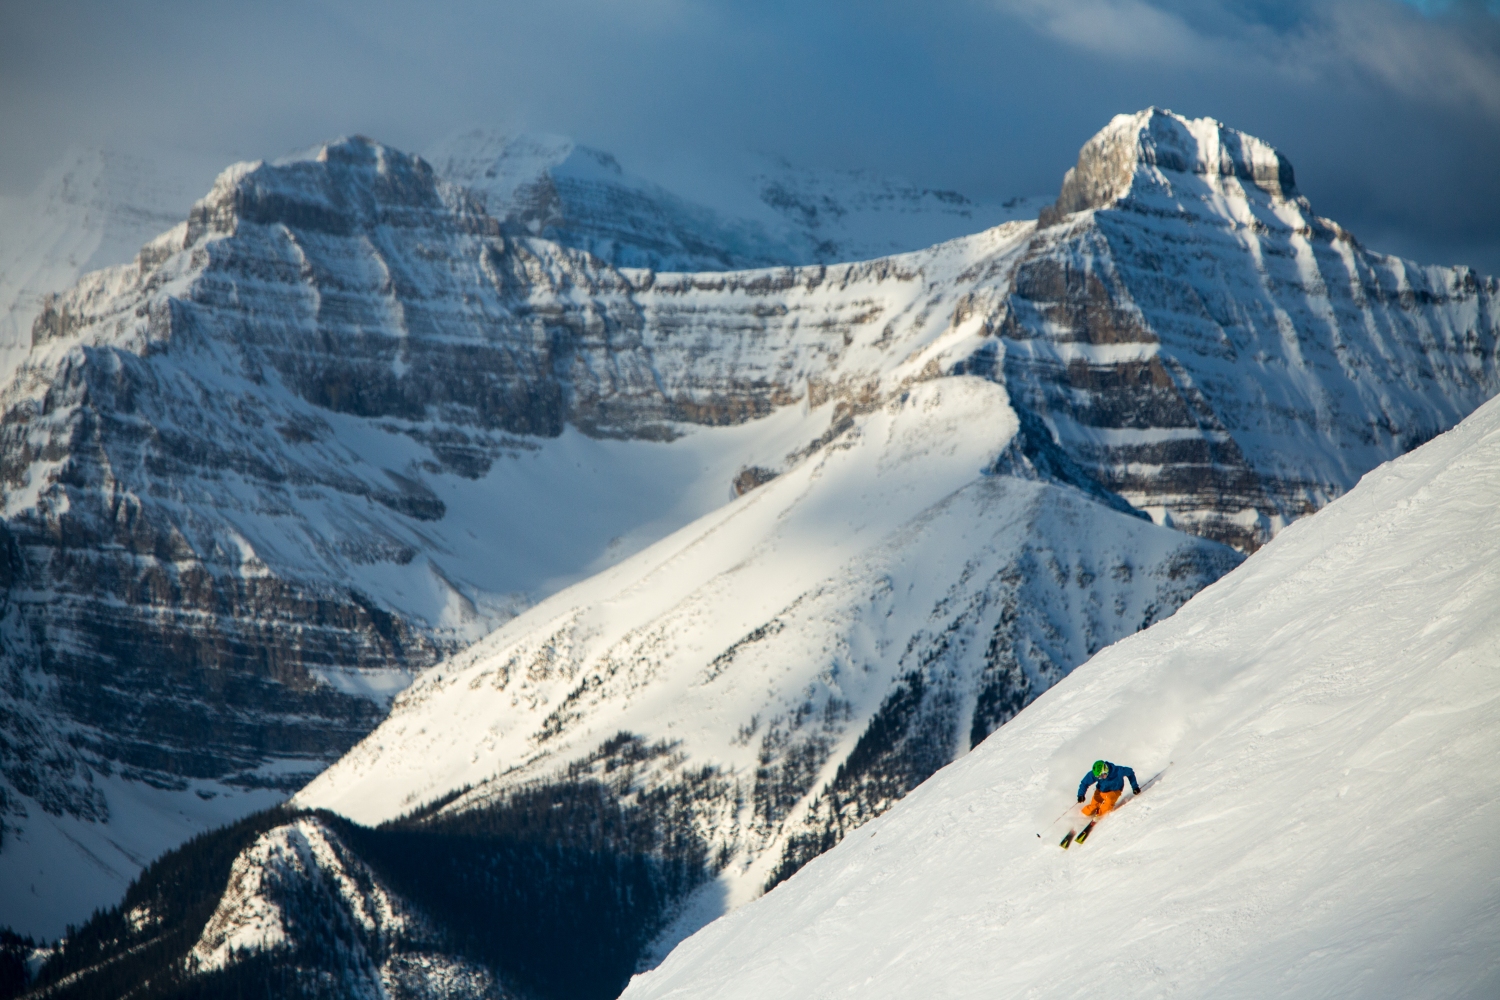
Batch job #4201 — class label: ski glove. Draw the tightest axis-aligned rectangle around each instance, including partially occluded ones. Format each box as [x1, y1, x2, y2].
[1077, 794, 1085, 803]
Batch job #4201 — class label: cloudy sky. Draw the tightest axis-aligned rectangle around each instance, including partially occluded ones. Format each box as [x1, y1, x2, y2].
[3, 0, 1498, 271]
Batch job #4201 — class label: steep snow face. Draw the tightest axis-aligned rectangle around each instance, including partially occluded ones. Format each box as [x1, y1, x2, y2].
[188, 817, 502, 998]
[0, 147, 221, 382]
[295, 375, 1238, 933]
[425, 129, 1045, 271]
[622, 393, 1500, 1000]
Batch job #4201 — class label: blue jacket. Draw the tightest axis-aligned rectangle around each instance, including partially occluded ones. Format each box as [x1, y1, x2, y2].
[1079, 762, 1139, 798]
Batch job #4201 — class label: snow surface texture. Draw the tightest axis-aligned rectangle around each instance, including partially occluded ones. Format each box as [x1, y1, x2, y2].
[188, 816, 502, 998]
[0, 773, 284, 944]
[4, 108, 1499, 938]
[621, 395, 1500, 1000]
[0, 147, 222, 384]
[424, 129, 1046, 272]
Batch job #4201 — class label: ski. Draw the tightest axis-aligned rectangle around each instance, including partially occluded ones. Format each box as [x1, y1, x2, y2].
[1060, 829, 1077, 849]
[1074, 820, 1097, 844]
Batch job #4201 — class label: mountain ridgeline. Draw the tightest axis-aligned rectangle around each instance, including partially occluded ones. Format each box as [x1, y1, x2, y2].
[1, 108, 1498, 992]
[421, 130, 1045, 273]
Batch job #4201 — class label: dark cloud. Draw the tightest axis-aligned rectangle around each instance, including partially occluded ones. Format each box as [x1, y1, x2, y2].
[1, 0, 1497, 272]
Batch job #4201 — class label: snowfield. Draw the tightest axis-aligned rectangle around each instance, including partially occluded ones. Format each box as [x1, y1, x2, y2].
[294, 374, 1235, 923]
[621, 394, 1500, 1000]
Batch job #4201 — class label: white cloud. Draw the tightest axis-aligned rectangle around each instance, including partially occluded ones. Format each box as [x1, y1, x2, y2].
[992, 0, 1215, 60]
[993, 0, 1500, 118]
[1314, 0, 1500, 116]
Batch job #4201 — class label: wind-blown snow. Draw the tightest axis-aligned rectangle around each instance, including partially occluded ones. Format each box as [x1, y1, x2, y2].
[621, 394, 1500, 1000]
[0, 147, 221, 383]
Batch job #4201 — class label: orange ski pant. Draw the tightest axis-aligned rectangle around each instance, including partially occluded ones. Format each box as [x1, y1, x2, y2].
[1082, 789, 1121, 818]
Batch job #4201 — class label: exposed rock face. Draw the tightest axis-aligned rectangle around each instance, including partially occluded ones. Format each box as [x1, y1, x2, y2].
[3, 111, 1499, 938]
[1026, 108, 1497, 548]
[1040, 107, 1298, 226]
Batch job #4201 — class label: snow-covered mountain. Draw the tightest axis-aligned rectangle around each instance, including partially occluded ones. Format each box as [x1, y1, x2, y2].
[621, 393, 1500, 1000]
[0, 134, 1033, 389]
[293, 375, 1238, 918]
[424, 129, 1046, 271]
[286, 118, 1500, 962]
[3, 108, 1498, 945]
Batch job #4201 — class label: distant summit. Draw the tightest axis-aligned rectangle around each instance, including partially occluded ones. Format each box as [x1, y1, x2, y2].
[0, 145, 222, 383]
[1040, 108, 1300, 226]
[426, 128, 1046, 271]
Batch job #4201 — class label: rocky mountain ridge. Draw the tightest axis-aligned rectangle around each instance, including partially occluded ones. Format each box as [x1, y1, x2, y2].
[2, 108, 1498, 946]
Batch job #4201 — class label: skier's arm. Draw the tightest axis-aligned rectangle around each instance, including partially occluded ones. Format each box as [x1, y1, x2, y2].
[1077, 772, 1097, 801]
[1121, 765, 1140, 795]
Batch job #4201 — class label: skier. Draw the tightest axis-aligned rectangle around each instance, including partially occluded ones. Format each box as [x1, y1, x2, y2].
[1077, 759, 1139, 819]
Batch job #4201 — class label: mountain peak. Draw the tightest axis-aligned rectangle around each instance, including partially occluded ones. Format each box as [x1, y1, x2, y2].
[1040, 108, 1299, 226]
[181, 135, 487, 247]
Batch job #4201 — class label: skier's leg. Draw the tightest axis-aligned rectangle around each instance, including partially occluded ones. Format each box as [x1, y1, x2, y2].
[1096, 790, 1121, 816]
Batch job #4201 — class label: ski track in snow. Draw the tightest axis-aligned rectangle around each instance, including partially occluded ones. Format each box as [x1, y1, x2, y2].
[621, 394, 1500, 1000]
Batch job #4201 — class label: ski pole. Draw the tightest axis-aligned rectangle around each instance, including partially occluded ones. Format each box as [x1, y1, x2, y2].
[1038, 801, 1078, 838]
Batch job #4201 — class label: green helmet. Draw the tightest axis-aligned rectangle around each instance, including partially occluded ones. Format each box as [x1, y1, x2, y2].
[1092, 760, 1109, 777]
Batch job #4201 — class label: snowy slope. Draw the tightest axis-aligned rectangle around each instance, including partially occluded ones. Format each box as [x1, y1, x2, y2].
[622, 395, 1500, 1000]
[425, 129, 1045, 270]
[0, 146, 221, 382]
[295, 376, 1237, 925]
